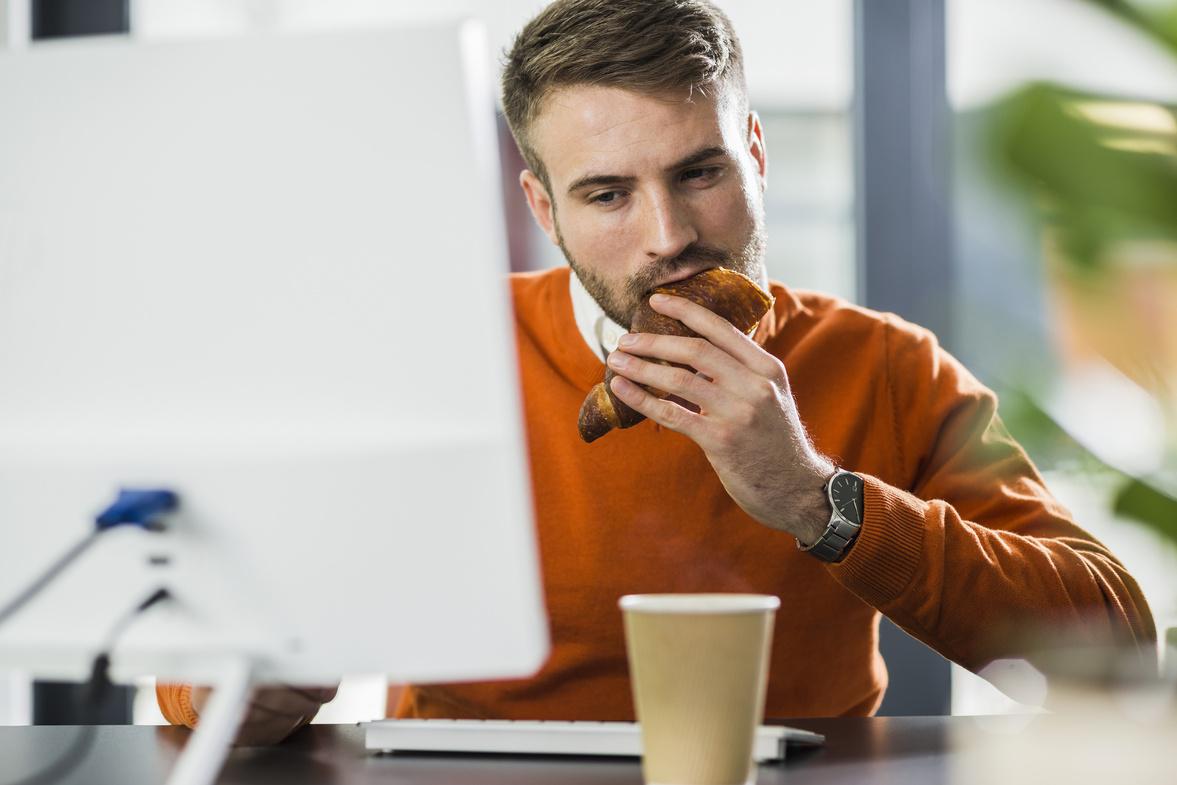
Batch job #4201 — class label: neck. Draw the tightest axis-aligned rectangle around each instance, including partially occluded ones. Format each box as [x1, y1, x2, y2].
[568, 267, 626, 361]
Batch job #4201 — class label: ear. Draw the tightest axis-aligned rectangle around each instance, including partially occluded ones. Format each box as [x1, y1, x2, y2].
[519, 169, 560, 246]
[746, 110, 767, 190]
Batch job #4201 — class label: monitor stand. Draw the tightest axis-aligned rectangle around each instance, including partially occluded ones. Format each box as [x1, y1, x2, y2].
[166, 655, 254, 785]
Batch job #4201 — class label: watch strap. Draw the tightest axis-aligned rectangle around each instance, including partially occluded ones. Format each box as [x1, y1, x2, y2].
[797, 508, 861, 562]
[797, 470, 863, 563]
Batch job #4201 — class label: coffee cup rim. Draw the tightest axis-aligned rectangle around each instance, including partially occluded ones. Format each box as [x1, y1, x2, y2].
[618, 593, 780, 614]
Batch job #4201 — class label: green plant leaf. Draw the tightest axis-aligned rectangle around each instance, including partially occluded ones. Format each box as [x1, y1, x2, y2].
[1112, 477, 1177, 546]
[986, 83, 1177, 270]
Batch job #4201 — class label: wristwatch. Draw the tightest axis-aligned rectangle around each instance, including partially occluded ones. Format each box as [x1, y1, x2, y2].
[797, 469, 865, 563]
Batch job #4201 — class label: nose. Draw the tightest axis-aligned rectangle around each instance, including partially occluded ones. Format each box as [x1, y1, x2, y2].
[641, 189, 698, 261]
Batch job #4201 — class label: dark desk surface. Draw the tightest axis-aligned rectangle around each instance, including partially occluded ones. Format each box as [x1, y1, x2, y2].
[0, 715, 1167, 784]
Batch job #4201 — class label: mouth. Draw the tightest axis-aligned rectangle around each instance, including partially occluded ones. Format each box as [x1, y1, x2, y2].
[653, 265, 717, 289]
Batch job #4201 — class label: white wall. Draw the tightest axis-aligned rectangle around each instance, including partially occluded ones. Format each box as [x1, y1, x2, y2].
[949, 0, 1177, 108]
[132, 0, 852, 110]
[34, 0, 1177, 111]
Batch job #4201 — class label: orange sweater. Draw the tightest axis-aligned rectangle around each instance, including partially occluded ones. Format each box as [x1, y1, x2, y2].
[158, 266, 1155, 726]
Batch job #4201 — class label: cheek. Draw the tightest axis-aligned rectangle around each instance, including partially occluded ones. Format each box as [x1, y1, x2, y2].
[694, 182, 757, 240]
[560, 209, 637, 275]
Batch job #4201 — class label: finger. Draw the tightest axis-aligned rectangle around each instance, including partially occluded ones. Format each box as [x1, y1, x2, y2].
[649, 294, 781, 379]
[609, 374, 704, 439]
[251, 686, 331, 716]
[235, 714, 309, 747]
[282, 684, 339, 704]
[616, 332, 759, 392]
[244, 699, 309, 720]
[607, 351, 724, 412]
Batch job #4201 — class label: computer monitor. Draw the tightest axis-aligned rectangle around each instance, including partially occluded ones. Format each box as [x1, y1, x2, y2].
[0, 19, 548, 780]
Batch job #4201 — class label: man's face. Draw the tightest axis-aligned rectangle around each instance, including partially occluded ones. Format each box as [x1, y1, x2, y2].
[520, 84, 768, 328]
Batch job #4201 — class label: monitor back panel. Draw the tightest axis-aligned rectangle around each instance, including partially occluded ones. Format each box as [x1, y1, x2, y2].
[0, 24, 549, 685]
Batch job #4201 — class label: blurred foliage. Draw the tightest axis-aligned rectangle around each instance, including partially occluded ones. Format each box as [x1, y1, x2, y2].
[987, 82, 1177, 271]
[1001, 390, 1177, 541]
[998, 390, 1101, 470]
[1114, 477, 1177, 541]
[985, 0, 1177, 546]
[986, 0, 1177, 270]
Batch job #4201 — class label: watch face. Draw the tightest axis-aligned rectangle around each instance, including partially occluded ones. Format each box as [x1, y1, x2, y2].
[830, 472, 864, 525]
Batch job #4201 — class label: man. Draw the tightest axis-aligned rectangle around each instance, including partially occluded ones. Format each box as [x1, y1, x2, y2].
[159, 0, 1155, 742]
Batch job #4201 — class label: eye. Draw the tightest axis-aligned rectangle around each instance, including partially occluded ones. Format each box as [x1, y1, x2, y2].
[681, 166, 723, 184]
[589, 190, 627, 206]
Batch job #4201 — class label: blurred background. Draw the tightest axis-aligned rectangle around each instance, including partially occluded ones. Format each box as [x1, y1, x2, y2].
[1, 0, 1174, 727]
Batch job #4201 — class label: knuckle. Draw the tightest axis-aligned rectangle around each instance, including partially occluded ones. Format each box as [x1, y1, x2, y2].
[670, 366, 696, 391]
[659, 400, 686, 429]
[754, 378, 778, 405]
[686, 337, 709, 363]
[767, 358, 789, 385]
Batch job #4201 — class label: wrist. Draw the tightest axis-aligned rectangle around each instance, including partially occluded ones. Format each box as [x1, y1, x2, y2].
[784, 454, 835, 542]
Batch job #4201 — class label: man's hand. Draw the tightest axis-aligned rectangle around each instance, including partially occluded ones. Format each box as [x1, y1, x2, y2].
[191, 684, 339, 746]
[607, 293, 834, 544]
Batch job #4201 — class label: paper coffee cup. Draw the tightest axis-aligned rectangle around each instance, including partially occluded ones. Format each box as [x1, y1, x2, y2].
[620, 593, 779, 785]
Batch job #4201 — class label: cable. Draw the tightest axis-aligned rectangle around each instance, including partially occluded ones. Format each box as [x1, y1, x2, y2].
[0, 532, 101, 629]
[3, 588, 172, 785]
[0, 489, 178, 630]
[0, 488, 177, 784]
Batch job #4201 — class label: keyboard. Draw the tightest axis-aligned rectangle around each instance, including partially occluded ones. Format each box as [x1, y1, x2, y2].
[364, 719, 825, 761]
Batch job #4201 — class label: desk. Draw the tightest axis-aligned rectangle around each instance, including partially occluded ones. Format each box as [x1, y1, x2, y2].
[0, 716, 1168, 784]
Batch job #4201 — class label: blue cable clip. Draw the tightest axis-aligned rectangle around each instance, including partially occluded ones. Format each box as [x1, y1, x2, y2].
[95, 489, 180, 531]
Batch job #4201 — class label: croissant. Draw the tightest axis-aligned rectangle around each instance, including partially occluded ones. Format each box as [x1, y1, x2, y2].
[577, 267, 774, 443]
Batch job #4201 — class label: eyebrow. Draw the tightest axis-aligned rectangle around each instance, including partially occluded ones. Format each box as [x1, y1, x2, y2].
[565, 145, 730, 196]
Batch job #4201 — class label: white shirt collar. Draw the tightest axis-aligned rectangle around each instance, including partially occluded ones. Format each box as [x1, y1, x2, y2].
[568, 268, 627, 362]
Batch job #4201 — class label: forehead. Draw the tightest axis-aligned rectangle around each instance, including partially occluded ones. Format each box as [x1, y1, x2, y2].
[530, 85, 742, 189]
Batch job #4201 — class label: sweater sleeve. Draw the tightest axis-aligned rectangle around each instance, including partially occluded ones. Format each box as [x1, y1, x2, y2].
[156, 683, 199, 728]
[826, 318, 1157, 674]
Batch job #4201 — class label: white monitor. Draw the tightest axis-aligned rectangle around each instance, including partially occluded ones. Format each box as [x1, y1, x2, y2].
[0, 17, 547, 730]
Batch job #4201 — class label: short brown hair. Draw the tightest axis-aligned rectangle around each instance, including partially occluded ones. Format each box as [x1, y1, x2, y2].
[501, 0, 747, 188]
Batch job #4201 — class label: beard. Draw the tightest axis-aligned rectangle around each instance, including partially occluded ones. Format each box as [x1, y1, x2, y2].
[556, 216, 767, 329]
